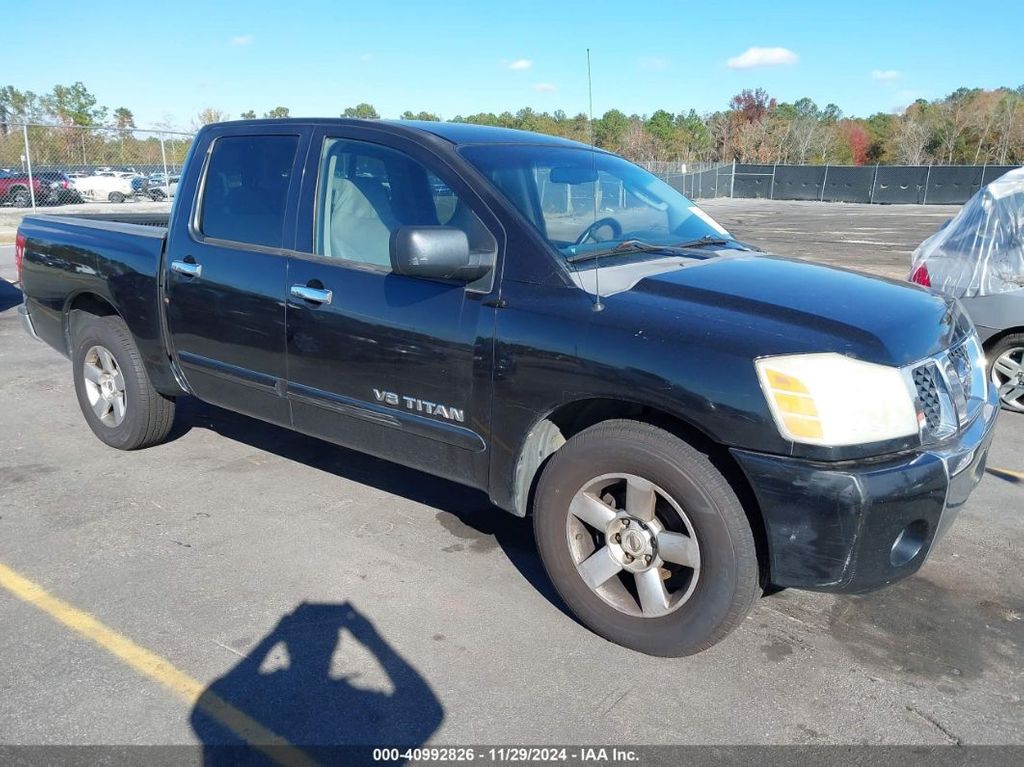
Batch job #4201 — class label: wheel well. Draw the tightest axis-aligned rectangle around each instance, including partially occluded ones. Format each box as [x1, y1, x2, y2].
[65, 293, 119, 353]
[983, 327, 1024, 353]
[513, 398, 770, 584]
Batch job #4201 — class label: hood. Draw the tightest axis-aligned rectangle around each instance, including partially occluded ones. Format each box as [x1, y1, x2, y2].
[609, 253, 966, 367]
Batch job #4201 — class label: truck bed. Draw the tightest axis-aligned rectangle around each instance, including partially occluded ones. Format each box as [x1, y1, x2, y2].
[18, 210, 176, 392]
[42, 210, 171, 230]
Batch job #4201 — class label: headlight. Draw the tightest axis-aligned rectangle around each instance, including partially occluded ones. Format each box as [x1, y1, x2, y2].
[755, 353, 919, 447]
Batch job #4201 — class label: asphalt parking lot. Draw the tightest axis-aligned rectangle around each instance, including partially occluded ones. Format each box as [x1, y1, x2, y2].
[0, 200, 1022, 752]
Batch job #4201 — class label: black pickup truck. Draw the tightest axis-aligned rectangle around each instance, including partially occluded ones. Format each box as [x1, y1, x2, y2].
[16, 119, 999, 655]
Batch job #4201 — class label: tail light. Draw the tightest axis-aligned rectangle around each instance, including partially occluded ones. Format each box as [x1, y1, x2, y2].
[910, 264, 931, 287]
[15, 232, 25, 283]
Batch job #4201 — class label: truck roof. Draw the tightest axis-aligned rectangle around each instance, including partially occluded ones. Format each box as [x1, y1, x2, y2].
[209, 118, 595, 149]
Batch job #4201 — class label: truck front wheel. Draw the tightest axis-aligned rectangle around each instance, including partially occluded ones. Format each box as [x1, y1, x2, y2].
[72, 315, 176, 450]
[533, 420, 759, 656]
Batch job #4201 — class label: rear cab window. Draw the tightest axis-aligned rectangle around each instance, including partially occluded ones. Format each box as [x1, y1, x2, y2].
[198, 135, 299, 248]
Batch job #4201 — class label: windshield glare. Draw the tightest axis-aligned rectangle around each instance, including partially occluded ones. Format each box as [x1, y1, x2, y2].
[459, 144, 732, 262]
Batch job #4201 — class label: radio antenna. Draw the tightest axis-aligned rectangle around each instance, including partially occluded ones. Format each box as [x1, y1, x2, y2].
[587, 48, 604, 311]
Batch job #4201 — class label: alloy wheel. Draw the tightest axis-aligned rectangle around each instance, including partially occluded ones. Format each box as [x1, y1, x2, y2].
[992, 347, 1024, 412]
[82, 345, 127, 427]
[566, 473, 701, 618]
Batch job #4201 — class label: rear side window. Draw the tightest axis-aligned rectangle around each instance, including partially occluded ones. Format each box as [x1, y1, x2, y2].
[199, 135, 299, 248]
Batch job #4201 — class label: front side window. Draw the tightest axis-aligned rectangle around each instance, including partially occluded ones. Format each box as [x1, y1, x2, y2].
[199, 135, 298, 248]
[315, 138, 495, 271]
[459, 144, 732, 263]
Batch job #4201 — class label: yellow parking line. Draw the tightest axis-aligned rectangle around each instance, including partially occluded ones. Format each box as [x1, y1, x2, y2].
[987, 466, 1024, 482]
[0, 561, 315, 766]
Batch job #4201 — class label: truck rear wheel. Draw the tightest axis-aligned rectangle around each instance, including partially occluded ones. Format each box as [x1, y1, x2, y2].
[532, 420, 759, 656]
[72, 315, 175, 450]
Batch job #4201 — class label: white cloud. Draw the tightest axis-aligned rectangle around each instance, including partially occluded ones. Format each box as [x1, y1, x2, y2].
[639, 56, 670, 71]
[505, 59, 533, 70]
[726, 46, 798, 70]
[871, 69, 903, 82]
[532, 83, 557, 93]
[230, 35, 253, 46]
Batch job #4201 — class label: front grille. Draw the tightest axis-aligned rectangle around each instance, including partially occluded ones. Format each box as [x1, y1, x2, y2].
[948, 343, 972, 398]
[913, 364, 942, 430]
[907, 333, 986, 443]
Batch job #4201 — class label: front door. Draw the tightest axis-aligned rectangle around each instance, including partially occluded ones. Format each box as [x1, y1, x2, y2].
[164, 129, 305, 425]
[284, 131, 501, 487]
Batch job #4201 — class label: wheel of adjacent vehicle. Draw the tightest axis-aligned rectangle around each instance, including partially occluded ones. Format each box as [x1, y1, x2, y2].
[108, 191, 126, 204]
[11, 187, 31, 207]
[533, 420, 759, 656]
[72, 315, 176, 449]
[988, 333, 1024, 412]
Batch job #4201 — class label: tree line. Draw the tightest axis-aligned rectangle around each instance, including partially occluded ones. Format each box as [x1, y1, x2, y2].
[226, 87, 1024, 167]
[3, 81, 1023, 171]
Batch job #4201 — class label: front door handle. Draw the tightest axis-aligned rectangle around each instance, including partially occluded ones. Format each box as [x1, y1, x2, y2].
[170, 260, 202, 278]
[290, 285, 333, 305]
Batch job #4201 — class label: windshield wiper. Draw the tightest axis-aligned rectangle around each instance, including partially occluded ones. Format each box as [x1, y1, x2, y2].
[566, 240, 685, 264]
[565, 236, 731, 264]
[672, 235, 732, 249]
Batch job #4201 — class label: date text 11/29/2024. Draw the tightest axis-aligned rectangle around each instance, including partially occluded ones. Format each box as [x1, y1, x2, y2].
[372, 747, 639, 762]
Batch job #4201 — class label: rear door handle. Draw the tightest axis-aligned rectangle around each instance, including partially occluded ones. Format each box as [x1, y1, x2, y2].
[290, 285, 333, 305]
[170, 260, 202, 278]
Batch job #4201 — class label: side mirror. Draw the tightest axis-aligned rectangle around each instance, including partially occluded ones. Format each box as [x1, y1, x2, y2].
[390, 226, 492, 282]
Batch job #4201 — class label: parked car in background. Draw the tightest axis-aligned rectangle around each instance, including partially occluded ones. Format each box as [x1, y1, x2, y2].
[72, 171, 144, 203]
[148, 174, 180, 200]
[0, 172, 52, 207]
[910, 166, 1024, 412]
[33, 171, 84, 205]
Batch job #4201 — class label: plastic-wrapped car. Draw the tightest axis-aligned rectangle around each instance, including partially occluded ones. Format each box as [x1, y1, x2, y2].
[910, 167, 1024, 411]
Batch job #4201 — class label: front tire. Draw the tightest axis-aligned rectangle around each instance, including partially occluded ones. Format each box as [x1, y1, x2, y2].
[72, 316, 175, 449]
[988, 333, 1024, 412]
[533, 420, 759, 656]
[108, 191, 126, 204]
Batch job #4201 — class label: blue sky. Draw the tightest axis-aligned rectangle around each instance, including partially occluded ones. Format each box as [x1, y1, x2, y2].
[6, 0, 1022, 130]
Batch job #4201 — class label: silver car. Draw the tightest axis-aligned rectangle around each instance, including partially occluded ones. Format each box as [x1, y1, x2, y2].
[910, 167, 1024, 411]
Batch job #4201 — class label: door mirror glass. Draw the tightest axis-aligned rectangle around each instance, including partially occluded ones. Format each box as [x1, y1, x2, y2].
[390, 226, 491, 282]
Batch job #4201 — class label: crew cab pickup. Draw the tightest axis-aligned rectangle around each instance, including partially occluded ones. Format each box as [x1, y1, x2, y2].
[16, 119, 999, 655]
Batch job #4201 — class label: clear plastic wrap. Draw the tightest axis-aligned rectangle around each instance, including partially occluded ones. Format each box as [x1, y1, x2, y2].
[910, 167, 1024, 298]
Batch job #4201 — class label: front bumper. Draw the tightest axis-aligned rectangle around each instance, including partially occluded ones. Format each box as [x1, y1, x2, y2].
[731, 385, 999, 594]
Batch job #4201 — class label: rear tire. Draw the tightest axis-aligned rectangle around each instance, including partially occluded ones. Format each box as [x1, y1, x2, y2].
[988, 333, 1024, 412]
[533, 419, 759, 656]
[11, 187, 31, 207]
[72, 315, 175, 449]
[108, 191, 126, 204]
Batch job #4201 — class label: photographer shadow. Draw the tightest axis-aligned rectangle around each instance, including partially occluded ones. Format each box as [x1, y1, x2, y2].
[191, 602, 443, 765]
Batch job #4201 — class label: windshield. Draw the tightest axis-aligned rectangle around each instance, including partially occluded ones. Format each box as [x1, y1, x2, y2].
[459, 144, 733, 263]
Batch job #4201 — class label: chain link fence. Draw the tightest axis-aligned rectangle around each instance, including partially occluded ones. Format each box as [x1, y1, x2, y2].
[666, 161, 1023, 205]
[0, 123, 195, 209]
[5, 125, 1020, 211]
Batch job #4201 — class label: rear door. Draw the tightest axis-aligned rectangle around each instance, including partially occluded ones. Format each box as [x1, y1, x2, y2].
[283, 126, 503, 488]
[164, 127, 307, 425]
